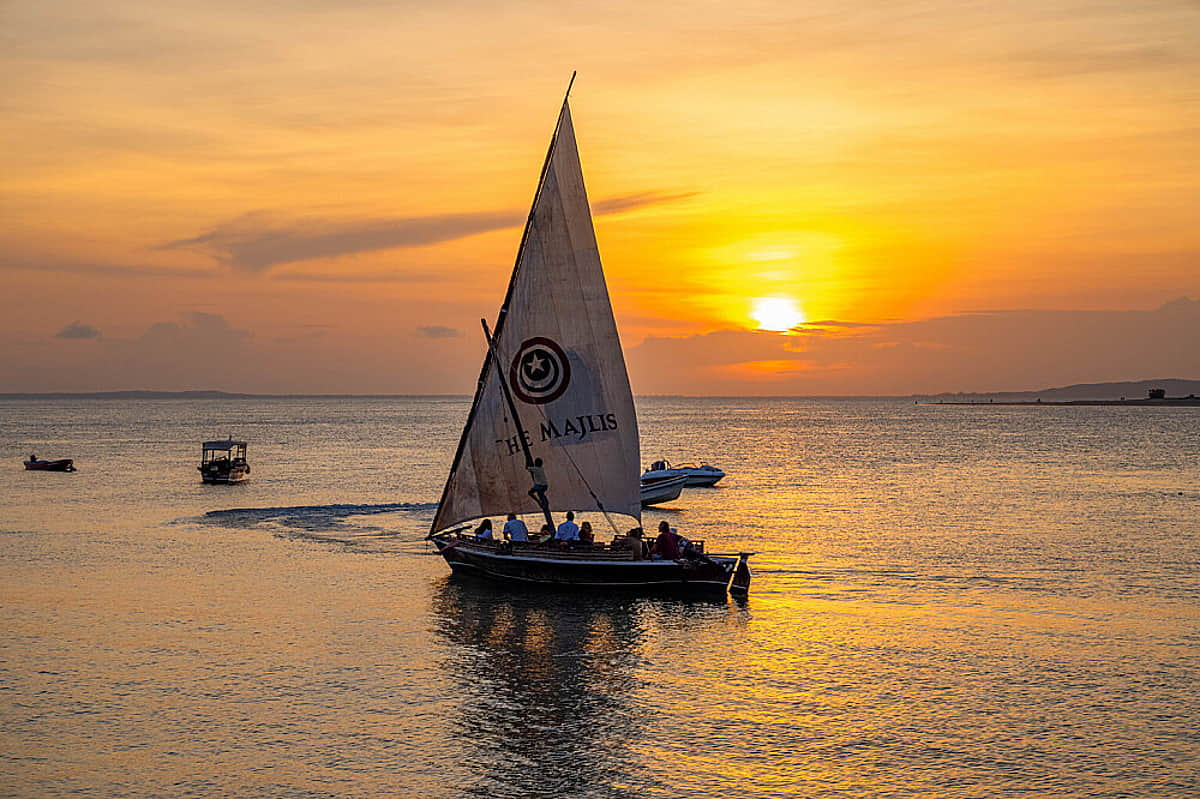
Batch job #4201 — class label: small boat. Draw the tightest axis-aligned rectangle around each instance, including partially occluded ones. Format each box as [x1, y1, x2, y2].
[427, 76, 751, 595]
[199, 438, 250, 484]
[640, 473, 687, 507]
[642, 459, 726, 487]
[24, 455, 76, 472]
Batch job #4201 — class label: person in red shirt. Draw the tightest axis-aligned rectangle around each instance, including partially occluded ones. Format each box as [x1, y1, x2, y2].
[652, 520, 682, 560]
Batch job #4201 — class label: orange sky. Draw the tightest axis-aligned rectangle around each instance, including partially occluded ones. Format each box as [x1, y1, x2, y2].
[3, 0, 1198, 394]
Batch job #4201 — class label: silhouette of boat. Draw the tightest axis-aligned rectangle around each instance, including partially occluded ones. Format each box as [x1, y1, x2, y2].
[24, 455, 75, 472]
[642, 459, 726, 486]
[427, 76, 751, 594]
[199, 438, 250, 483]
[640, 473, 687, 506]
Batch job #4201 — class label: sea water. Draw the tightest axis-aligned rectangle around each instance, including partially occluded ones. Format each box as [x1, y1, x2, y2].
[1, 397, 1197, 798]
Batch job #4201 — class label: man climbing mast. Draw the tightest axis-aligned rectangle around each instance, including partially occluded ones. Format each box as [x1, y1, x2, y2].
[527, 457, 550, 518]
[481, 318, 556, 532]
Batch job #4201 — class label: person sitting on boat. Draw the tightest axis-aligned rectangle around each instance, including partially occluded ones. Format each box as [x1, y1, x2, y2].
[579, 520, 594, 545]
[536, 522, 554, 544]
[474, 519, 494, 541]
[626, 527, 647, 560]
[28, 453, 37, 463]
[502, 513, 529, 543]
[555, 510, 580, 542]
[527, 457, 549, 511]
[651, 521, 682, 560]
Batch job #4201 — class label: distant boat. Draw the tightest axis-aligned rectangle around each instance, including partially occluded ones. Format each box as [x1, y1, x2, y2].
[640, 473, 687, 507]
[24, 455, 75, 472]
[426, 77, 751, 594]
[199, 438, 250, 484]
[642, 459, 726, 487]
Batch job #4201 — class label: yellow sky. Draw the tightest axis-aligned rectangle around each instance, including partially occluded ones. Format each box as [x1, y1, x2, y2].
[3, 0, 1198, 393]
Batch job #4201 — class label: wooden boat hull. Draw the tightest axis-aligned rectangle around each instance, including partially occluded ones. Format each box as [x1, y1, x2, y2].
[433, 536, 749, 594]
[24, 459, 75, 472]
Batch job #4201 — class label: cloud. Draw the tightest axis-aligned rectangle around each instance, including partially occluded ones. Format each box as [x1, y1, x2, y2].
[140, 311, 250, 349]
[55, 321, 101, 340]
[591, 191, 697, 216]
[0, 256, 215, 279]
[158, 191, 696, 274]
[626, 298, 1200, 395]
[1011, 45, 1191, 79]
[418, 325, 460, 339]
[157, 210, 522, 273]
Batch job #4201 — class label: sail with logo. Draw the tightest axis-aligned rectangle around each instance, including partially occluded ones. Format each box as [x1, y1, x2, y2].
[428, 76, 752, 594]
[431, 82, 639, 535]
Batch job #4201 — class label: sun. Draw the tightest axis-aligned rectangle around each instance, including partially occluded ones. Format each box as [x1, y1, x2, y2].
[750, 297, 806, 332]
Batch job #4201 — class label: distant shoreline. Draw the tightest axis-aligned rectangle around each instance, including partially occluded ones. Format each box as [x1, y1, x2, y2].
[922, 398, 1200, 407]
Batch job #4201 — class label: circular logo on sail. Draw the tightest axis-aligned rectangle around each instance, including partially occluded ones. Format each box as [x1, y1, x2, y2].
[510, 337, 570, 405]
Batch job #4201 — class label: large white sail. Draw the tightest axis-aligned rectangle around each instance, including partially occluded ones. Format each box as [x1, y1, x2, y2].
[431, 101, 641, 533]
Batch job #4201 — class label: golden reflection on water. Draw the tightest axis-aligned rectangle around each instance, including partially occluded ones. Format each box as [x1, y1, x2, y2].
[2, 397, 1198, 798]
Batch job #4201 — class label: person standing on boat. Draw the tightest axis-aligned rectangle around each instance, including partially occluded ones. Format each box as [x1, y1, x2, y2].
[527, 457, 549, 512]
[652, 521, 682, 560]
[502, 513, 529, 543]
[555, 510, 580, 542]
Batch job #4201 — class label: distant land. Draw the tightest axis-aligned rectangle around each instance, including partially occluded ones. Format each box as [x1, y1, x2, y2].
[913, 378, 1200, 403]
[2, 379, 1199, 401]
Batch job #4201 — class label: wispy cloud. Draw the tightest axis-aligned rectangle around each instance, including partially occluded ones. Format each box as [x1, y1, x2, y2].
[0, 256, 215, 279]
[591, 191, 698, 216]
[157, 210, 522, 273]
[55, 321, 101, 340]
[157, 191, 697, 274]
[418, 325, 460, 339]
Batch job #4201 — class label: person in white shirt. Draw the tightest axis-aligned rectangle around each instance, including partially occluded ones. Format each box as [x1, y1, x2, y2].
[555, 510, 580, 542]
[474, 519, 493, 540]
[502, 513, 529, 543]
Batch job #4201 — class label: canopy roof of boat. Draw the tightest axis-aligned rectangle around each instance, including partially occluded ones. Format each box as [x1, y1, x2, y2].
[202, 440, 246, 450]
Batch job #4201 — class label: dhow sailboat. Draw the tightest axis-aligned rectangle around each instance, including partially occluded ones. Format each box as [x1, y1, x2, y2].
[427, 76, 752, 594]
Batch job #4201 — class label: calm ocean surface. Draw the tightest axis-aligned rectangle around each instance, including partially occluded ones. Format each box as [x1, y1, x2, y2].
[1, 396, 1197, 798]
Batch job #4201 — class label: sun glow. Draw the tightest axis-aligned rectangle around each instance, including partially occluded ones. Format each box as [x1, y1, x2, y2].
[751, 297, 806, 332]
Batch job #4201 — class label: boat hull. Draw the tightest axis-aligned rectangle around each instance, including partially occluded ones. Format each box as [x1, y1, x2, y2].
[24, 459, 75, 472]
[640, 474, 687, 506]
[199, 464, 250, 484]
[433, 537, 742, 594]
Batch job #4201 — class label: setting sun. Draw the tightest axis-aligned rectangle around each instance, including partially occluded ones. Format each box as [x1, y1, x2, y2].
[751, 297, 806, 332]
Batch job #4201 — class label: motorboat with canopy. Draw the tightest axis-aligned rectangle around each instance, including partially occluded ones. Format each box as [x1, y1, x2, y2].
[199, 438, 250, 484]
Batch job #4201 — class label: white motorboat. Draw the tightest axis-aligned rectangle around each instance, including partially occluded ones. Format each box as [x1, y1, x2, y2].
[640, 473, 687, 507]
[642, 459, 726, 487]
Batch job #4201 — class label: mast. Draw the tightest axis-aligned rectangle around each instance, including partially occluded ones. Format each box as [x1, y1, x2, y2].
[428, 73, 578, 537]
[429, 72, 641, 536]
[481, 318, 555, 533]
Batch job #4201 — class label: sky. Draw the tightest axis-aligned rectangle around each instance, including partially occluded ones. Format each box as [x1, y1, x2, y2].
[3, 0, 1198, 395]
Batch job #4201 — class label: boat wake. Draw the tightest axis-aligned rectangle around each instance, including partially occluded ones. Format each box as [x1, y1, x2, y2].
[193, 502, 437, 551]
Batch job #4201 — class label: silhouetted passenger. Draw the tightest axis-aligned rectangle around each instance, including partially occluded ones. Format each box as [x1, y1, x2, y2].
[474, 519, 493, 541]
[579, 521, 594, 544]
[652, 520, 682, 560]
[502, 513, 528, 543]
[627, 527, 647, 560]
[555, 510, 579, 542]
